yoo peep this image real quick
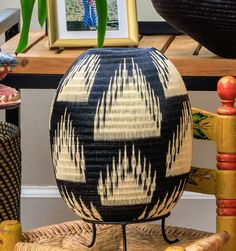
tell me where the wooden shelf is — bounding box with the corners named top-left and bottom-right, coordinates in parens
top-left (2, 31), bottom-right (236, 76)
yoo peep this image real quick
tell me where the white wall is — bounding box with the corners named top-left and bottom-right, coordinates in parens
top-left (0, 2), bottom-right (218, 232)
top-left (136, 0), bottom-right (164, 21)
top-left (0, 1), bottom-right (40, 28)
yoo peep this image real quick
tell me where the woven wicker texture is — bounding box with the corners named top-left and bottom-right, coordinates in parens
top-left (50, 48), bottom-right (192, 223)
top-left (15, 221), bottom-right (229, 251)
top-left (0, 122), bottom-right (21, 221)
top-left (151, 0), bottom-right (236, 58)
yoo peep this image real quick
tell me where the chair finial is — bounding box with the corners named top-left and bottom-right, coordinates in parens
top-left (217, 76), bottom-right (236, 115)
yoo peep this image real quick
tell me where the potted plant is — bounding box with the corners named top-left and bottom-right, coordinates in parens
top-left (16, 0), bottom-right (108, 52)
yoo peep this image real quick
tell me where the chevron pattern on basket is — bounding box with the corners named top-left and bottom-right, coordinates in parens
top-left (150, 50), bottom-right (187, 98)
top-left (98, 144), bottom-right (156, 206)
top-left (94, 58), bottom-right (162, 141)
top-left (166, 101), bottom-right (192, 177)
top-left (53, 109), bottom-right (86, 183)
top-left (60, 185), bottom-right (102, 221)
top-left (57, 54), bottom-right (100, 102)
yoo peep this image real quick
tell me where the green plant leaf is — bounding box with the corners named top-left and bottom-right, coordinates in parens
top-left (95, 0), bottom-right (108, 48)
top-left (193, 128), bottom-right (209, 140)
top-left (192, 112), bottom-right (208, 124)
top-left (16, 0), bottom-right (36, 53)
top-left (38, 0), bottom-right (47, 27)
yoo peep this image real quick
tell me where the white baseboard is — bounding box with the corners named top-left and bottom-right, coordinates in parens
top-left (21, 186), bottom-right (215, 200)
top-left (21, 186), bottom-right (60, 198)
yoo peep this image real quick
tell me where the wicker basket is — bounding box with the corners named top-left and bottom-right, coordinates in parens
top-left (50, 48), bottom-right (193, 223)
top-left (15, 220), bottom-right (229, 251)
top-left (151, 0), bottom-right (236, 58)
top-left (0, 121), bottom-right (21, 221)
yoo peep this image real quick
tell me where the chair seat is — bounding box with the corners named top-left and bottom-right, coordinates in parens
top-left (15, 220), bottom-right (229, 251)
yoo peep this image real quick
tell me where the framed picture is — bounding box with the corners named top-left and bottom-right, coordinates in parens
top-left (47, 0), bottom-right (139, 48)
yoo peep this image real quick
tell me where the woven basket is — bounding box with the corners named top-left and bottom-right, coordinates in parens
top-left (50, 48), bottom-right (192, 223)
top-left (0, 121), bottom-right (21, 221)
top-left (15, 220), bottom-right (229, 251)
top-left (151, 0), bottom-right (236, 58)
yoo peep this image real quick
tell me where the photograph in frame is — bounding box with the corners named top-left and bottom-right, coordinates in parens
top-left (47, 0), bottom-right (139, 48)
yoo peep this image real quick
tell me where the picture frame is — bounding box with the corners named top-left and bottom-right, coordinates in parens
top-left (47, 0), bottom-right (139, 48)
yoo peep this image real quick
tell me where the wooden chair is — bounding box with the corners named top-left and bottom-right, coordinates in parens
top-left (13, 76), bottom-right (236, 251)
top-left (184, 76), bottom-right (236, 251)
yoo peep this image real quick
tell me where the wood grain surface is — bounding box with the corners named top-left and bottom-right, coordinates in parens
top-left (2, 33), bottom-right (236, 76)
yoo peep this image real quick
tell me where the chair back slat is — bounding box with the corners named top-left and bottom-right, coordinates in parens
top-left (192, 108), bottom-right (217, 141)
top-left (185, 166), bottom-right (216, 195)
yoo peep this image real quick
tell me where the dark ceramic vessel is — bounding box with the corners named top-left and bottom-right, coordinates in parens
top-left (50, 48), bottom-right (192, 223)
top-left (151, 0), bottom-right (236, 58)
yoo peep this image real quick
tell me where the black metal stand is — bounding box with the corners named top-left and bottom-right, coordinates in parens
top-left (122, 223), bottom-right (127, 251)
top-left (82, 223), bottom-right (97, 248)
top-left (161, 217), bottom-right (179, 244)
top-left (83, 213), bottom-right (179, 251)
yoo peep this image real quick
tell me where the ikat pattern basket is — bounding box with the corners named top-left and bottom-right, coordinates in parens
top-left (0, 121), bottom-right (21, 221)
top-left (49, 48), bottom-right (192, 223)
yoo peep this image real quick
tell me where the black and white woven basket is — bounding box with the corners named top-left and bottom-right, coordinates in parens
top-left (50, 48), bottom-right (192, 223)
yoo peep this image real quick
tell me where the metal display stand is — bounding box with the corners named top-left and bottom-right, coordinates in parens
top-left (83, 213), bottom-right (178, 251)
